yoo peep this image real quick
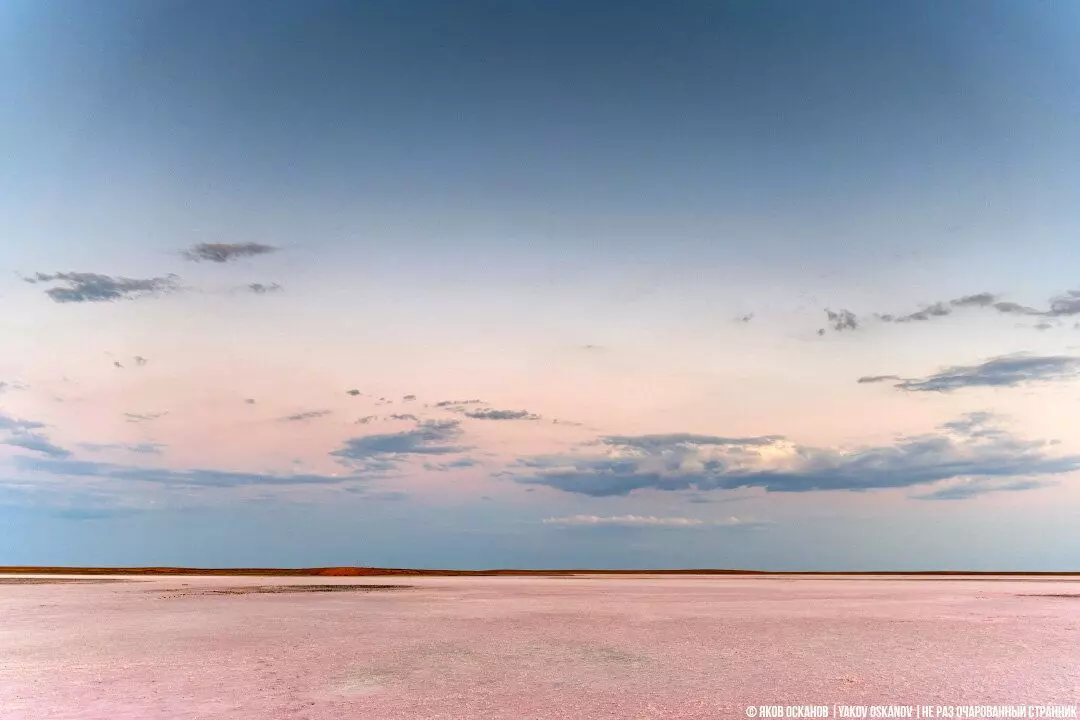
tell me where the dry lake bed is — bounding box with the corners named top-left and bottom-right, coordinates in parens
top-left (2, 574), bottom-right (1079, 719)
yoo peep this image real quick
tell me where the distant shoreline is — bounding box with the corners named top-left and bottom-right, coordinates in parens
top-left (2, 567), bottom-right (1078, 577)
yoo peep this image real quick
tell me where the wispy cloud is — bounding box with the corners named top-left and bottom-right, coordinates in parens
top-left (423, 457), bottom-right (480, 472)
top-left (15, 456), bottom-right (382, 488)
top-left (463, 408), bottom-right (541, 421)
top-left (79, 442), bottom-right (165, 455)
top-left (543, 514), bottom-right (707, 527)
top-left (0, 413), bottom-right (70, 458)
top-left (245, 282), bottom-right (282, 294)
top-left (281, 410), bottom-right (332, 422)
top-left (824, 308), bottom-right (858, 332)
top-left (355, 415), bottom-right (377, 425)
top-left (541, 514), bottom-right (765, 528)
top-left (331, 420), bottom-right (469, 464)
top-left (892, 355), bottom-right (1080, 393)
top-left (23, 272), bottom-right (181, 303)
top-left (912, 478), bottom-right (1054, 501)
top-left (501, 414), bottom-right (1080, 498)
top-left (856, 375), bottom-right (903, 384)
top-left (876, 290), bottom-right (1080, 325)
top-left (388, 413), bottom-right (419, 422)
top-left (180, 242), bottom-right (278, 263)
top-left (2, 432), bottom-right (71, 458)
top-left (124, 412), bottom-right (168, 423)
top-left (433, 399), bottom-right (484, 408)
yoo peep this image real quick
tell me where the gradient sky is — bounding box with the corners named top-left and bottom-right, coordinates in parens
top-left (3, 0), bottom-right (1080, 570)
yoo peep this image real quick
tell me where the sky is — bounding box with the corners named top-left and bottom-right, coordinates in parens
top-left (3, 0), bottom-right (1080, 570)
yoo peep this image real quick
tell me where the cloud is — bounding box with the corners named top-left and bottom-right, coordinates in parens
top-left (402, 395), bottom-right (417, 402)
top-left (244, 398), bottom-right (257, 405)
top-left (346, 389), bottom-right (362, 396)
top-left (331, 420), bottom-right (468, 463)
top-left (735, 313), bottom-right (754, 323)
top-left (423, 458), bottom-right (480, 472)
top-left (876, 290), bottom-right (1080, 326)
top-left (79, 442), bottom-right (165, 455)
top-left (434, 399), bottom-right (483, 407)
top-left (0, 414), bottom-right (44, 433)
top-left (281, 410), bottom-right (332, 422)
top-left (133, 356), bottom-right (148, 367)
top-left (0, 381), bottom-right (28, 394)
top-left (912, 478), bottom-right (1054, 501)
top-left (355, 415), bottom-right (377, 425)
top-left (501, 414), bottom-right (1080, 498)
top-left (246, 282), bottom-right (282, 294)
top-left (857, 375), bottom-right (903, 384)
top-left (24, 272), bottom-right (181, 303)
top-left (14, 456), bottom-right (381, 488)
top-left (2, 432), bottom-right (71, 458)
top-left (540, 514), bottom-right (765, 528)
top-left (463, 408), bottom-right (541, 421)
top-left (893, 354), bottom-right (1080, 393)
top-left (180, 242), bottom-right (278, 263)
top-left (1048, 290), bottom-right (1080, 317)
top-left (543, 514), bottom-right (707, 527)
top-left (0, 413), bottom-right (70, 458)
top-left (825, 309), bottom-right (858, 331)
top-left (124, 412), bottom-right (167, 423)
top-left (388, 413), bottom-right (419, 422)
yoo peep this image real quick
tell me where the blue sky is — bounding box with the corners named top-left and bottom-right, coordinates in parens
top-left (3, 0), bottom-right (1080, 569)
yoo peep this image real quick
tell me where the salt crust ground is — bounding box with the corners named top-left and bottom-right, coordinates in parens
top-left (2, 574), bottom-right (1079, 719)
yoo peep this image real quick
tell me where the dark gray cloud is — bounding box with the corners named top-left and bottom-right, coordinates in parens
top-left (463, 408), bottom-right (541, 421)
top-left (281, 410), bottom-right (332, 422)
top-left (246, 282), bottom-right (282, 294)
top-left (402, 394), bottom-right (417, 402)
top-left (355, 415), bottom-right (377, 425)
top-left (423, 458), bottom-right (480, 472)
top-left (500, 414), bottom-right (1080, 498)
top-left (825, 308), bottom-right (858, 331)
top-left (388, 413), bottom-right (419, 422)
top-left (434, 399), bottom-right (483, 408)
top-left (180, 242), bottom-right (278, 263)
top-left (124, 412), bottom-right (168, 423)
top-left (893, 355), bottom-right (1080, 393)
top-left (331, 420), bottom-right (468, 463)
top-left (856, 375), bottom-right (903, 384)
top-left (346, 389), bottom-right (362, 396)
top-left (24, 272), bottom-right (181, 303)
top-left (14, 456), bottom-right (380, 488)
top-left (244, 398), bottom-right (257, 405)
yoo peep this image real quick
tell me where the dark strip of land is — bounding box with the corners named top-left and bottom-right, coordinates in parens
top-left (1, 567), bottom-right (1078, 577)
